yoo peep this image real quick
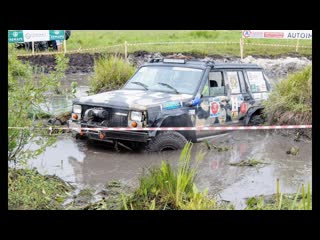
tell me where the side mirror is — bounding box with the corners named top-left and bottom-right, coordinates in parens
top-left (186, 97), bottom-right (201, 107)
top-left (192, 97), bottom-right (201, 106)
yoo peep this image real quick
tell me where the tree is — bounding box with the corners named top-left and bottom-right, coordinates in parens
top-left (8, 45), bottom-right (69, 163)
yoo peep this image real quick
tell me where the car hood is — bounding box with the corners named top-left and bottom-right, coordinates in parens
top-left (76, 89), bottom-right (193, 110)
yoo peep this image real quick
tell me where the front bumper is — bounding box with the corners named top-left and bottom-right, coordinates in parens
top-left (67, 120), bottom-right (149, 143)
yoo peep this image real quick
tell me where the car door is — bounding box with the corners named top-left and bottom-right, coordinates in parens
top-left (224, 69), bottom-right (252, 123)
top-left (195, 70), bottom-right (229, 139)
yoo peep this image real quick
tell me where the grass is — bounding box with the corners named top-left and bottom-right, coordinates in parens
top-left (245, 181), bottom-right (312, 210)
top-left (122, 142), bottom-right (233, 210)
top-left (14, 30), bottom-right (312, 57)
top-left (8, 168), bottom-right (72, 210)
top-left (203, 140), bottom-right (230, 151)
top-left (89, 55), bottom-right (136, 93)
top-left (263, 65), bottom-right (312, 125)
top-left (286, 146), bottom-right (300, 155)
top-left (66, 180), bottom-right (128, 210)
top-left (229, 158), bottom-right (268, 167)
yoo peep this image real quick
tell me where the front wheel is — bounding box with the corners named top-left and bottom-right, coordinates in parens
top-left (145, 131), bottom-right (187, 152)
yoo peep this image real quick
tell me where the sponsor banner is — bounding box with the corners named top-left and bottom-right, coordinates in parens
top-left (23, 30), bottom-right (50, 42)
top-left (49, 30), bottom-right (65, 41)
top-left (8, 30), bottom-right (65, 43)
top-left (242, 30), bottom-right (312, 39)
top-left (8, 30), bottom-right (24, 43)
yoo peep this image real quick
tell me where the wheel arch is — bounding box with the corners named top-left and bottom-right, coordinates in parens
top-left (154, 113), bottom-right (196, 142)
top-left (243, 106), bottom-right (264, 126)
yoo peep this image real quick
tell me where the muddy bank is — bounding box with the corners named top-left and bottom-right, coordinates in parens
top-left (19, 53), bottom-right (102, 74)
top-left (19, 51), bottom-right (312, 82)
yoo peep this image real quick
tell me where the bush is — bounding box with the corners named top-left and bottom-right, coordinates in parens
top-left (8, 45), bottom-right (69, 163)
top-left (90, 55), bottom-right (136, 93)
top-left (189, 30), bottom-right (219, 39)
top-left (263, 65), bottom-right (312, 125)
top-left (8, 168), bottom-right (72, 210)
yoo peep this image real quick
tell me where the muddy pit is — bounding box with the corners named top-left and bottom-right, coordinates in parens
top-left (24, 53), bottom-right (312, 209)
top-left (27, 130), bottom-right (311, 209)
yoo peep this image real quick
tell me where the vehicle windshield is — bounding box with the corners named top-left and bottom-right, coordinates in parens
top-left (123, 66), bottom-right (204, 95)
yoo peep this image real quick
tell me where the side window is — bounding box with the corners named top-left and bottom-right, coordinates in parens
top-left (246, 70), bottom-right (268, 93)
top-left (226, 71), bottom-right (241, 94)
top-left (202, 71), bottom-right (226, 97)
top-left (238, 71), bottom-right (247, 93)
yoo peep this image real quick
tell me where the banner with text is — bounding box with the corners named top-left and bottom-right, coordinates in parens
top-left (8, 30), bottom-right (65, 43)
top-left (242, 30), bottom-right (312, 40)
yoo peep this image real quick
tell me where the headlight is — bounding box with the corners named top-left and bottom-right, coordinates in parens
top-left (73, 104), bottom-right (82, 114)
top-left (131, 111), bottom-right (142, 121)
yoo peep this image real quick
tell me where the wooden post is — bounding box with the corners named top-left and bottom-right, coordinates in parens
top-left (32, 41), bottom-right (35, 55)
top-left (64, 39), bottom-right (67, 53)
top-left (276, 178), bottom-right (280, 209)
top-left (295, 38), bottom-right (300, 52)
top-left (240, 38), bottom-right (244, 60)
top-left (124, 41), bottom-right (128, 62)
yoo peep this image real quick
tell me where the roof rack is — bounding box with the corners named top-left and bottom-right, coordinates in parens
top-left (148, 57), bottom-right (215, 66)
top-left (190, 59), bottom-right (215, 65)
top-left (148, 58), bottom-right (162, 63)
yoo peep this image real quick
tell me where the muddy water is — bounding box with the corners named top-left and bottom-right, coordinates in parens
top-left (28, 130), bottom-right (312, 209)
top-left (38, 73), bottom-right (92, 116)
top-left (30, 73), bottom-right (312, 209)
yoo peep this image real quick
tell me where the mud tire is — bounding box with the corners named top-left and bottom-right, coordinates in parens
top-left (145, 131), bottom-right (187, 152)
top-left (248, 114), bottom-right (265, 126)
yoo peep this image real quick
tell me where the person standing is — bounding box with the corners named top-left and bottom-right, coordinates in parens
top-left (52, 31), bottom-right (71, 52)
top-left (56, 39), bottom-right (63, 52)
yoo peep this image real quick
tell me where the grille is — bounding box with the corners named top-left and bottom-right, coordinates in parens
top-left (81, 105), bottom-right (128, 127)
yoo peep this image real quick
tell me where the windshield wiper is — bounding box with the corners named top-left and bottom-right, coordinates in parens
top-left (131, 81), bottom-right (149, 90)
top-left (156, 82), bottom-right (179, 94)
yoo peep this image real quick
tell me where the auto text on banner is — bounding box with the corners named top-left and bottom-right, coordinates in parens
top-left (242, 30), bottom-right (312, 39)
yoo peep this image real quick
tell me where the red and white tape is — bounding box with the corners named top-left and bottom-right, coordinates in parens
top-left (8, 125), bottom-right (312, 131)
top-left (67, 125), bottom-right (312, 131)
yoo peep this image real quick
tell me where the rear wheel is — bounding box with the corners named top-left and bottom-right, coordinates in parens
top-left (145, 131), bottom-right (187, 152)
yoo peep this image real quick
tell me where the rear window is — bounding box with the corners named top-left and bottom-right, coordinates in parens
top-left (246, 71), bottom-right (267, 93)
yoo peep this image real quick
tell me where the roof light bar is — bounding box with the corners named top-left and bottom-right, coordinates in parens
top-left (163, 58), bottom-right (186, 64)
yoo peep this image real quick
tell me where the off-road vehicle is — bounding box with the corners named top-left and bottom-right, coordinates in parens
top-left (68, 58), bottom-right (271, 151)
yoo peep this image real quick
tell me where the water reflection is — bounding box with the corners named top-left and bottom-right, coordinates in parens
top-left (38, 73), bottom-right (91, 116)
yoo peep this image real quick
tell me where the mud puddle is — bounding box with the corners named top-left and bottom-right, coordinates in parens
top-left (38, 73), bottom-right (91, 116)
top-left (27, 130), bottom-right (312, 209)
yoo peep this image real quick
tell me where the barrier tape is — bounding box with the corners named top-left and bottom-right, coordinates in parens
top-left (244, 42), bottom-right (312, 49)
top-left (17, 44), bottom-right (124, 57)
top-left (17, 41), bottom-right (311, 57)
top-left (8, 125), bottom-right (312, 132)
top-left (128, 41), bottom-right (239, 46)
